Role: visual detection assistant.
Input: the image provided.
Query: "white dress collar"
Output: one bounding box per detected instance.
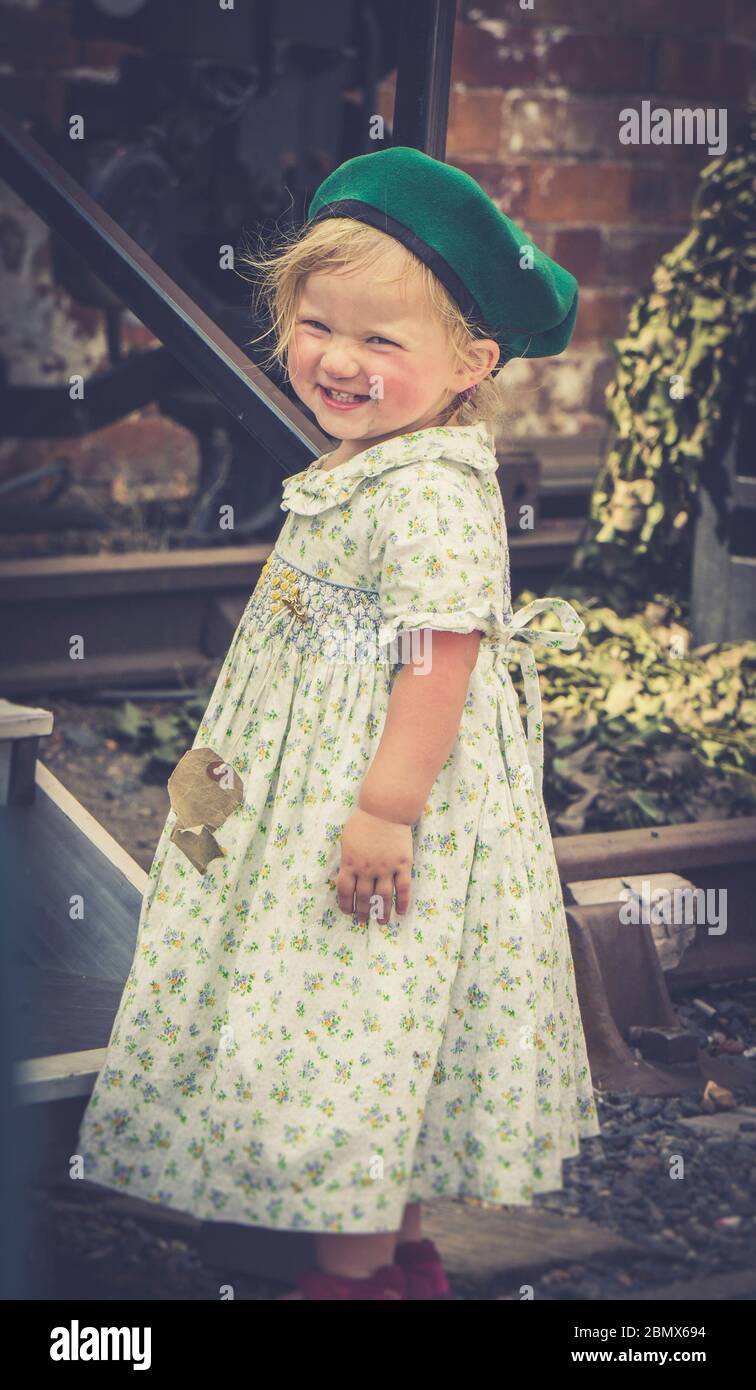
[280,421,497,516]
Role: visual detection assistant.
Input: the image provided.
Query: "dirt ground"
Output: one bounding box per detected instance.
[19,1181,284,1302]
[33,690,184,873]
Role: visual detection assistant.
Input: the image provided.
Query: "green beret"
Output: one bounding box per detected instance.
[306,145,579,365]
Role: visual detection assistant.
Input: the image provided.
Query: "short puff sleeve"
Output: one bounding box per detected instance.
[368,461,509,651]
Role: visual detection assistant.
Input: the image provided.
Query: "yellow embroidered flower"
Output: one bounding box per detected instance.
[269,563,309,620]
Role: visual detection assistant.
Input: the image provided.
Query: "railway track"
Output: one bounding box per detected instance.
[0,434,601,697]
[0,528,586,696]
[0,525,586,695]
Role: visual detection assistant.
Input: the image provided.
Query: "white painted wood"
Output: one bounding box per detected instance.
[14,1048,106,1105]
[0,698,54,740]
[565,873,700,971]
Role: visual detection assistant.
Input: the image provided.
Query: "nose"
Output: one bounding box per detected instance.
[319,341,360,381]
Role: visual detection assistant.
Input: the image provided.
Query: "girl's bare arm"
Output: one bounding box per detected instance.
[357,628,482,825]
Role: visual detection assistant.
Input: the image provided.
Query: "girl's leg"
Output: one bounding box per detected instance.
[313,1229,398,1278]
[397,1201,423,1243]
[311,1201,423,1278]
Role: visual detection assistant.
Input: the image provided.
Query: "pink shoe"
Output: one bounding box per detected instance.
[394,1239,458,1300]
[277,1262,407,1300]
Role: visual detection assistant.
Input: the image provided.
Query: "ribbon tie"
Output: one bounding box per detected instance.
[492,597,584,801]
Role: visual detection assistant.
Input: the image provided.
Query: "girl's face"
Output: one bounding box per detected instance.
[287,261,487,464]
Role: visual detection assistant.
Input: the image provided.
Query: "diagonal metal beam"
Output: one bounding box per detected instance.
[0,110,330,476]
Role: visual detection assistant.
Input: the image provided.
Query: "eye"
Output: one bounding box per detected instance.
[367,335,397,346]
[300,319,328,331]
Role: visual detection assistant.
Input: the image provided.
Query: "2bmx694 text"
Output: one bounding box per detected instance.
[572,1326,706,1363]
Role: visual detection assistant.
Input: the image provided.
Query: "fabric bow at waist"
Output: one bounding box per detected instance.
[491,597,584,801]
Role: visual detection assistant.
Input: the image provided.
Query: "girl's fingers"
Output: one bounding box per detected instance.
[336,870,358,916]
[353,875,376,924]
[336,868,413,921]
[371,878,395,925]
[394,869,412,915]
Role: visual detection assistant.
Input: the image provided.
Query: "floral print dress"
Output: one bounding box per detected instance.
[77,420,601,1234]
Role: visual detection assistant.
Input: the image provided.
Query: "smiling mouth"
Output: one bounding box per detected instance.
[318,385,370,403]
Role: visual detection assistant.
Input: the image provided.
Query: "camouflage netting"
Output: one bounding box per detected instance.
[565,103,756,613]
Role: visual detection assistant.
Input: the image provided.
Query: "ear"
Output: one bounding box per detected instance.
[453,338,500,392]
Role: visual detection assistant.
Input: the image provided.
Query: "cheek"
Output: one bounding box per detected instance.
[376,358,439,409]
[288,330,317,378]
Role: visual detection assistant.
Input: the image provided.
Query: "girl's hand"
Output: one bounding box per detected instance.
[336,808,413,925]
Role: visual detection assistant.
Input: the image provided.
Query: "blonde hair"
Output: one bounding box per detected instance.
[238,216,515,432]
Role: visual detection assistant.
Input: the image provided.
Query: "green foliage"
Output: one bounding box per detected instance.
[105,680,215,769]
[512,590,756,833]
[568,104,756,607]
[103,596,756,836]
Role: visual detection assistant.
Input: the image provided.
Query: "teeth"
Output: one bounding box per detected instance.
[323,387,364,401]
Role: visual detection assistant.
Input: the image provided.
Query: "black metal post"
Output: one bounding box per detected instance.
[392,0,457,159]
[0,111,329,477]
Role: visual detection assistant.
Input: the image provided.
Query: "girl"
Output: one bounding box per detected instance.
[76,147,601,1301]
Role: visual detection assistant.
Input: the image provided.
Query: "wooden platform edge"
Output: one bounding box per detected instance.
[14,1047,106,1105]
[35,759,149,898]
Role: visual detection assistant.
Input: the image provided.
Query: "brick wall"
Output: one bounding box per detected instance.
[0,0,754,525]
[439,0,755,435]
